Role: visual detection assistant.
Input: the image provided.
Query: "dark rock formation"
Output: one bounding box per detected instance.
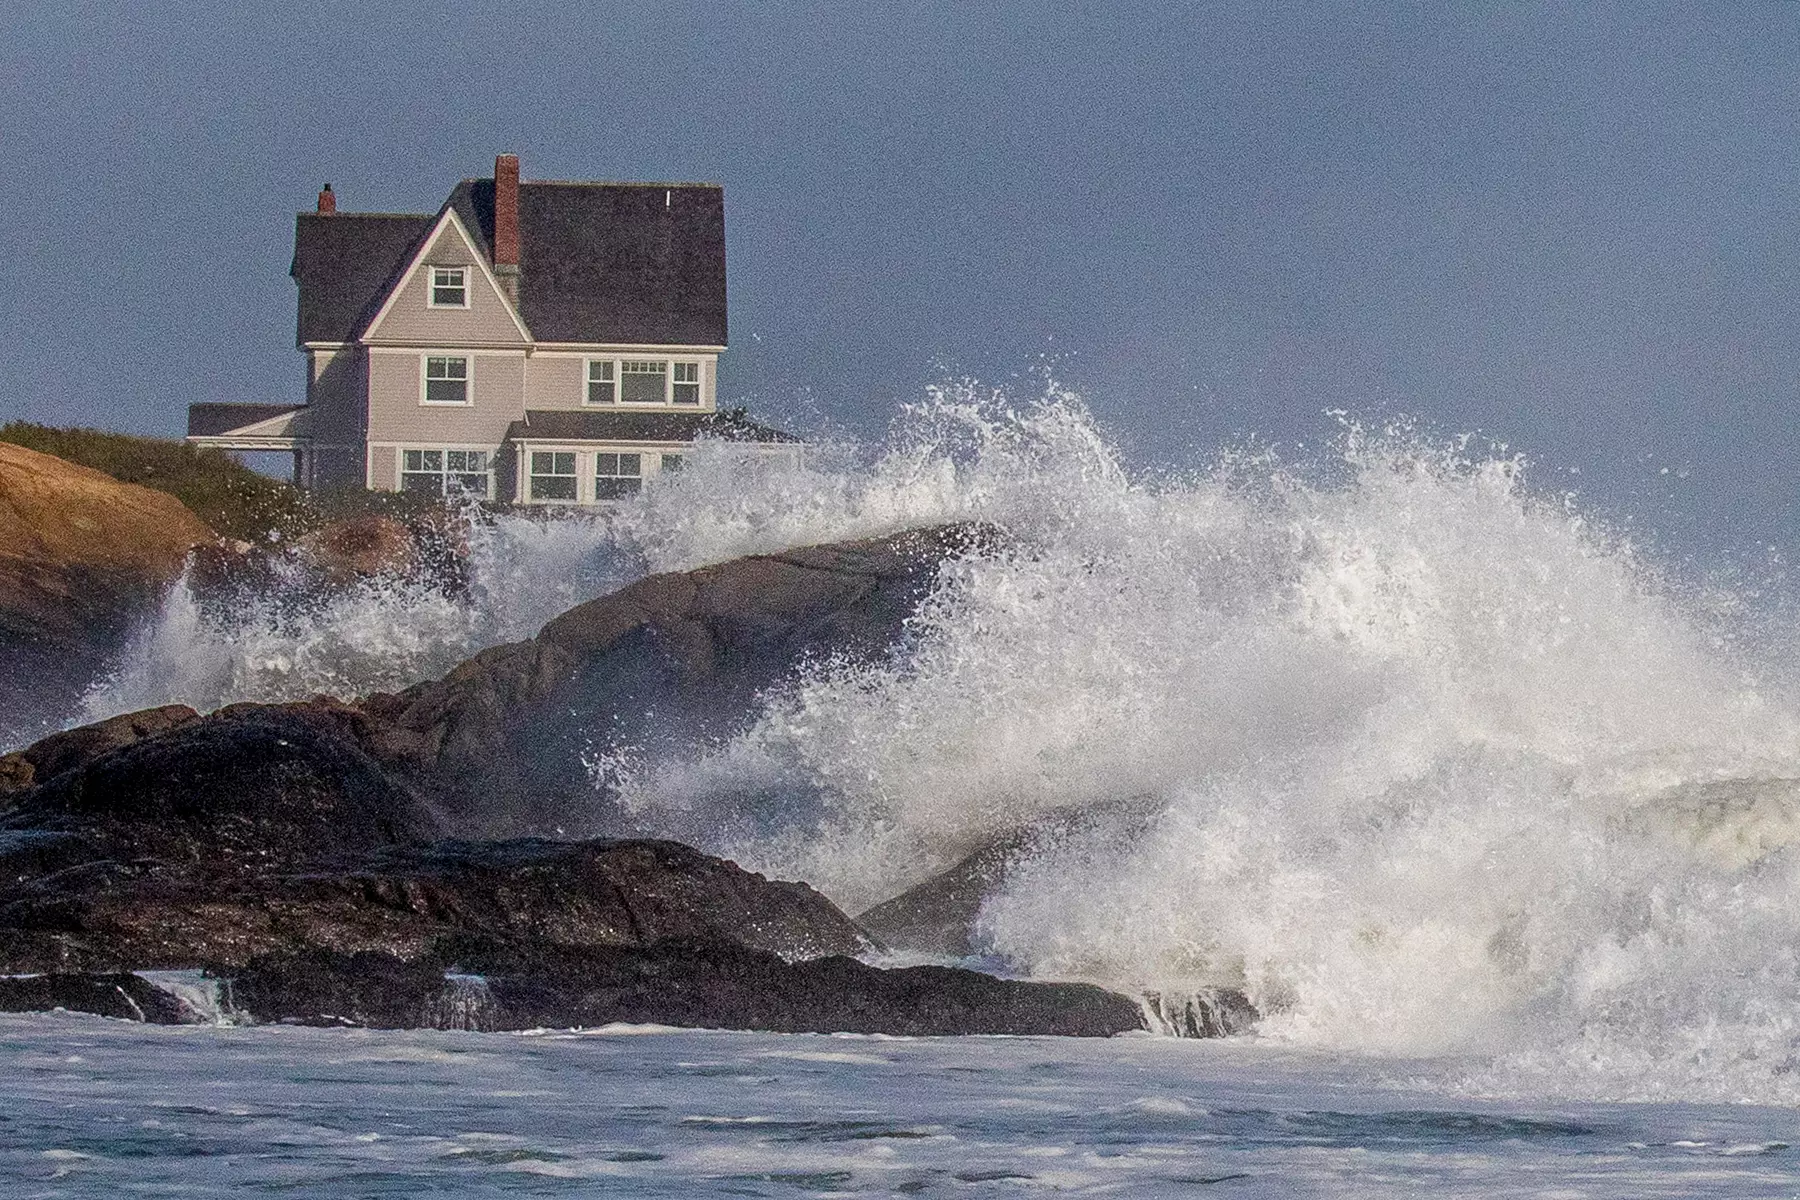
[0,972,191,1024]
[858,833,1034,958]
[356,522,997,833]
[0,523,1162,1036]
[230,938,1145,1037]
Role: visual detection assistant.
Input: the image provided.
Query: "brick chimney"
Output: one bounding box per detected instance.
[492,154,521,304]
[316,184,336,214]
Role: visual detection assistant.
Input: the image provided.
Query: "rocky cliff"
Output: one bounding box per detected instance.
[0,442,212,743]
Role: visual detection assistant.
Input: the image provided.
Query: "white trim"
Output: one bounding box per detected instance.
[367,344,528,357]
[360,207,534,343]
[532,343,727,355]
[420,352,473,406]
[426,264,471,309]
[301,340,348,350]
[369,439,506,450]
[187,435,305,451]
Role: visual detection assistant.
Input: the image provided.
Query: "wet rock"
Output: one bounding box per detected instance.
[358,522,1000,833]
[227,938,1147,1037]
[0,704,201,802]
[0,704,440,876]
[0,827,867,974]
[0,972,191,1024]
[857,834,1033,958]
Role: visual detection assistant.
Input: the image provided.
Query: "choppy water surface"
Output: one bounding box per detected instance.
[8,1013,1800,1199]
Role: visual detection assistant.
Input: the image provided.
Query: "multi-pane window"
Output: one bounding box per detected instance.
[585,360,615,404]
[529,451,578,501]
[582,358,705,405]
[594,452,643,499]
[620,360,668,404]
[671,361,700,405]
[401,449,490,496]
[423,356,469,404]
[429,266,468,307]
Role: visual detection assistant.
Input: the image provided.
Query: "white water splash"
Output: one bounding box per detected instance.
[604,390,1800,1102]
[69,382,1800,1102]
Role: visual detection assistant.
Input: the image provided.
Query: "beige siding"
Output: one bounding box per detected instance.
[524,355,585,411]
[703,358,717,408]
[365,349,523,446]
[367,448,396,490]
[363,218,528,347]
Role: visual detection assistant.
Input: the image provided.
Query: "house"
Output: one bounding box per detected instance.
[187,154,797,503]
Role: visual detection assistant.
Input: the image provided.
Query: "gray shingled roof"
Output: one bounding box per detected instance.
[505,409,798,444]
[188,403,305,437]
[448,179,727,346]
[290,213,436,345]
[290,173,728,349]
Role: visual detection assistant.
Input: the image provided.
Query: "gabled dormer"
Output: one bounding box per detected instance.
[360,206,532,348]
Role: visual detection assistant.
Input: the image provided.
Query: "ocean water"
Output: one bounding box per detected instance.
[35,383,1800,1185]
[7,1012,1800,1199]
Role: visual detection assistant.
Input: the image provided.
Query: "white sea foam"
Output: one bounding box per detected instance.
[603,387,1800,1103]
[67,382,1800,1103]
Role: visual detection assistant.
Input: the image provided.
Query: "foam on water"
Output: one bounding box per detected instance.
[66,383,1800,1103]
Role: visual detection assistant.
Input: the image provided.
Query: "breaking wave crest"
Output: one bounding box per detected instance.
[80,382,1800,1101]
[617,386,1800,1102]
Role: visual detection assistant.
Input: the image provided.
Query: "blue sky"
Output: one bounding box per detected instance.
[3,2,1798,560]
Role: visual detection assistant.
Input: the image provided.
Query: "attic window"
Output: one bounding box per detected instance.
[429,266,468,308]
[620,360,669,404]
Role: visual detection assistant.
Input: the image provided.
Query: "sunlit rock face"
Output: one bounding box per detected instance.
[0,442,212,745]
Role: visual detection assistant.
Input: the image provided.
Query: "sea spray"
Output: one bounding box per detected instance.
[601,393,1800,1101]
[66,382,1800,1101]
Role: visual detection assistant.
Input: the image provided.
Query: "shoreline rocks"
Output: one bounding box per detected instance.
[0,523,1168,1038]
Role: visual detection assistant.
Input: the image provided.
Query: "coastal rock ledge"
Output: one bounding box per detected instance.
[0,526,1147,1037]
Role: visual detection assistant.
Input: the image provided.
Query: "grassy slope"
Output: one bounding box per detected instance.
[0,424,442,544]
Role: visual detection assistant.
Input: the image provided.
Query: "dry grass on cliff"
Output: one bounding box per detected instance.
[0,423,446,544]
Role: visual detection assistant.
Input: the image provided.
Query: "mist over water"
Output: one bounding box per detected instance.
[71,384,1800,1103]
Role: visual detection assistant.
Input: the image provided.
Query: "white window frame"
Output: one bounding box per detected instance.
[583,358,616,406]
[428,265,470,309]
[578,356,707,407]
[528,449,581,504]
[420,354,472,406]
[593,451,644,500]
[399,447,493,499]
